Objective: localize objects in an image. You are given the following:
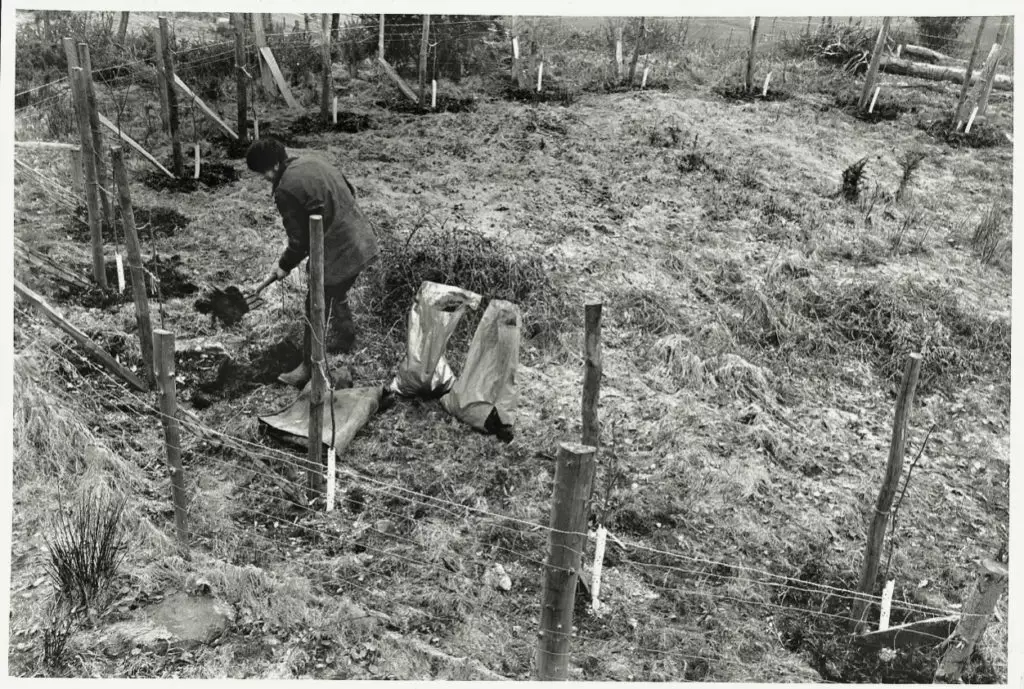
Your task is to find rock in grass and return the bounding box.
[483,563,512,592]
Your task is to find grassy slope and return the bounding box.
[10,16,1011,682]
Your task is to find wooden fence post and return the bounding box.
[117,12,130,44]
[232,13,248,141]
[419,14,431,108]
[151,26,171,134]
[307,215,327,500]
[158,17,184,177]
[859,17,892,111]
[320,13,332,119]
[154,330,190,556]
[511,16,522,88]
[627,17,647,87]
[975,16,1010,120]
[955,17,988,126]
[110,146,155,388]
[615,26,624,81]
[933,559,1009,682]
[378,14,385,58]
[851,353,923,630]
[76,43,114,233]
[69,148,83,195]
[536,442,598,680]
[251,14,276,94]
[582,301,602,448]
[745,17,761,92]
[69,65,107,288]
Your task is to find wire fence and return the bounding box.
[11,291,973,679]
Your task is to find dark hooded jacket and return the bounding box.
[272,155,379,285]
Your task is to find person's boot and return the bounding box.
[278,362,311,387]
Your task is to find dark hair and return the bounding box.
[246,138,287,173]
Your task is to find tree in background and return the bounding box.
[912,17,970,53]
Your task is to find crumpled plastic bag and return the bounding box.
[389,281,482,398]
[441,299,520,441]
[259,385,384,451]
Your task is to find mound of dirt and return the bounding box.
[289,112,375,135]
[181,338,304,407]
[919,116,1010,149]
[373,96,479,114]
[716,85,793,103]
[142,163,239,192]
[502,86,576,106]
[56,253,198,309]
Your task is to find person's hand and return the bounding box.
[251,266,288,296]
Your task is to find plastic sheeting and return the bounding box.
[259,384,385,451]
[441,299,520,441]
[389,281,482,398]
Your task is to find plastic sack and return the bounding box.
[441,299,521,441]
[389,281,482,398]
[259,385,384,452]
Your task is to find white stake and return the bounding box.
[512,36,519,59]
[537,62,544,92]
[895,44,902,59]
[641,66,650,89]
[332,95,338,124]
[193,144,200,180]
[965,105,979,134]
[868,85,881,113]
[431,79,437,109]
[762,71,772,97]
[326,447,336,512]
[879,579,895,631]
[115,252,125,293]
[591,526,608,612]
[750,16,756,33]
[254,117,260,140]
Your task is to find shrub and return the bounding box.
[43,491,130,618]
[970,200,1010,266]
[913,17,970,53]
[783,22,911,73]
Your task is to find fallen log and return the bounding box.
[14,278,148,392]
[881,56,1013,91]
[899,43,965,66]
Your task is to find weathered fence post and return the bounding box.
[307,215,327,500]
[859,17,891,112]
[76,43,114,233]
[158,17,184,177]
[378,14,385,58]
[250,14,276,94]
[582,300,603,448]
[151,26,171,134]
[627,17,647,87]
[975,16,1011,120]
[320,13,333,119]
[69,148,83,195]
[117,12,130,44]
[615,26,624,81]
[232,13,248,141]
[536,442,598,680]
[511,16,522,88]
[110,146,155,388]
[419,14,431,108]
[154,329,190,556]
[851,353,923,630]
[745,17,761,92]
[955,17,988,126]
[68,64,107,288]
[933,559,1009,683]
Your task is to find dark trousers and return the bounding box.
[303,274,358,367]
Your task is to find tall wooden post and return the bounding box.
[745,17,762,92]
[851,353,922,629]
[536,442,597,680]
[582,301,602,448]
[975,16,1011,119]
[251,14,276,94]
[69,66,107,288]
[151,26,171,134]
[110,146,155,388]
[231,13,248,142]
[320,13,332,119]
[158,17,184,177]
[858,17,891,111]
[955,17,988,125]
[627,17,647,87]
[307,215,327,499]
[419,14,431,108]
[69,148,83,195]
[76,43,113,233]
[934,559,1009,682]
[117,12,130,44]
[615,26,624,81]
[511,16,522,88]
[378,14,385,58]
[154,329,190,556]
